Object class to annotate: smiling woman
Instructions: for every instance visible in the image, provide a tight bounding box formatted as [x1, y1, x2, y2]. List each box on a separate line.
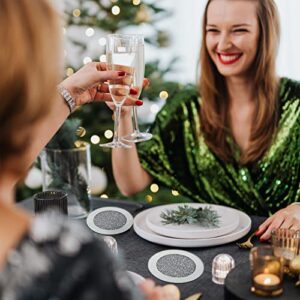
[205, 0, 260, 79]
[111, 0, 300, 241]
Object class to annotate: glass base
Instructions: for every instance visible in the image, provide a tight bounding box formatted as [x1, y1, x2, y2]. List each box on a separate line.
[251, 286, 283, 297]
[122, 131, 152, 143]
[68, 205, 88, 219]
[100, 140, 132, 149]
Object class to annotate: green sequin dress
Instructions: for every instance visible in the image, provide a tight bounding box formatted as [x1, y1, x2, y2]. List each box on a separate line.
[137, 78, 300, 216]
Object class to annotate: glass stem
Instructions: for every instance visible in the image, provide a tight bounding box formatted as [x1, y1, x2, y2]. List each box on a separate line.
[113, 104, 122, 143]
[132, 106, 140, 133]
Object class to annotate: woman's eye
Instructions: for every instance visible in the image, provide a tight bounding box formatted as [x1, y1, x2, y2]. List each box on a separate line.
[233, 29, 247, 33]
[206, 29, 219, 33]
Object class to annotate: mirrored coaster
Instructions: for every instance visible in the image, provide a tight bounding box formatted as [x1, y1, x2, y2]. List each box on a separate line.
[148, 249, 204, 283]
[86, 207, 133, 235]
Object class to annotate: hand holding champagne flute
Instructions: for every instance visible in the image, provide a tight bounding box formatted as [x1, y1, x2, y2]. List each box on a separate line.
[100, 34, 136, 149]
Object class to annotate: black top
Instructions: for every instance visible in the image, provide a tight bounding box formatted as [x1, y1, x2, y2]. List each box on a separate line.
[0, 212, 144, 300]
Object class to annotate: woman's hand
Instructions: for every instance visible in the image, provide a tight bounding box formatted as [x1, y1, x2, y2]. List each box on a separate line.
[139, 279, 180, 300]
[256, 204, 300, 241]
[105, 80, 150, 117]
[60, 62, 146, 107]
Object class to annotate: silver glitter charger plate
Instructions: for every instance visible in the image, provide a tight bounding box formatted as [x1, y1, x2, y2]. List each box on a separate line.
[86, 207, 133, 235]
[148, 249, 204, 283]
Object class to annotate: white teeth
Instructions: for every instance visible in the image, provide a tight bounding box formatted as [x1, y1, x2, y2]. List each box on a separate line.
[219, 54, 240, 62]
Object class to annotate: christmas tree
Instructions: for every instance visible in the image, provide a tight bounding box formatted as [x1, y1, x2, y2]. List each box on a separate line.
[17, 0, 190, 205]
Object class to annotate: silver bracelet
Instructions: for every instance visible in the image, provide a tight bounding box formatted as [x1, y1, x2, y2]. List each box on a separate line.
[57, 84, 76, 113]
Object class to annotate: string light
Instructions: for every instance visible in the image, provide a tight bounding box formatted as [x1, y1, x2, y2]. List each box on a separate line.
[132, 0, 141, 5]
[98, 37, 107, 46]
[159, 91, 169, 100]
[91, 135, 100, 144]
[100, 54, 106, 62]
[66, 68, 74, 77]
[171, 190, 179, 196]
[83, 56, 92, 64]
[85, 27, 95, 37]
[112, 5, 120, 15]
[104, 130, 113, 139]
[150, 184, 159, 193]
[150, 104, 159, 114]
[76, 127, 86, 137]
[73, 9, 81, 17]
[100, 194, 109, 198]
[145, 195, 153, 203]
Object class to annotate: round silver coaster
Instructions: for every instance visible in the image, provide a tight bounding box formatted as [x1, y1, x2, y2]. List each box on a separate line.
[148, 249, 204, 283]
[86, 207, 133, 235]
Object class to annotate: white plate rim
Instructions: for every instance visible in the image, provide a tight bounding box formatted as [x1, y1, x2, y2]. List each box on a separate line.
[134, 207, 251, 248]
[86, 207, 133, 235]
[148, 249, 204, 283]
[146, 203, 240, 239]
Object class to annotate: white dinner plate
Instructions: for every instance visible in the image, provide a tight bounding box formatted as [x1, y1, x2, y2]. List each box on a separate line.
[134, 208, 251, 248]
[146, 203, 240, 239]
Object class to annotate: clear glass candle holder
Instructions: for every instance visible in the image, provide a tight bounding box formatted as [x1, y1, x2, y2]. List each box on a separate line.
[102, 236, 118, 255]
[212, 254, 235, 285]
[250, 246, 284, 297]
[271, 228, 300, 266]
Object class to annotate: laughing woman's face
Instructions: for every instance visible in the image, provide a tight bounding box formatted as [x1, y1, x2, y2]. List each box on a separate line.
[205, 0, 260, 80]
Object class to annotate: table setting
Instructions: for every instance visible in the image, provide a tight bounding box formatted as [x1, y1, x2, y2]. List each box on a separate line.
[20, 196, 299, 299]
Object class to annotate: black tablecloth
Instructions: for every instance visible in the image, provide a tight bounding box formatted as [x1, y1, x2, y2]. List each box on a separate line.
[19, 198, 266, 300]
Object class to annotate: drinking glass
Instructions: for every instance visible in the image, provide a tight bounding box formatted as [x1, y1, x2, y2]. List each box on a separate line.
[100, 34, 135, 148]
[34, 191, 68, 215]
[271, 228, 300, 266]
[122, 35, 152, 143]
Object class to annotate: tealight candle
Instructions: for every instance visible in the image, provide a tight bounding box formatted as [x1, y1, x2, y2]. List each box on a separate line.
[250, 246, 284, 297]
[253, 274, 280, 286]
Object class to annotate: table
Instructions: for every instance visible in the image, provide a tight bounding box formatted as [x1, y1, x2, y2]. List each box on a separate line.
[20, 198, 266, 300]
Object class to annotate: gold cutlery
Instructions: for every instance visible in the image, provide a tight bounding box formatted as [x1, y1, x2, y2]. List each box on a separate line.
[185, 292, 202, 300]
[236, 231, 257, 249]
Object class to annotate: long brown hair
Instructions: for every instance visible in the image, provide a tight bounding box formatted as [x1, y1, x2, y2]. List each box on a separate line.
[199, 0, 280, 164]
[0, 0, 61, 173]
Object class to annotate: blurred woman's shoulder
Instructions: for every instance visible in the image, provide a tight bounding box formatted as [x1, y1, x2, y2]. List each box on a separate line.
[0, 212, 141, 300]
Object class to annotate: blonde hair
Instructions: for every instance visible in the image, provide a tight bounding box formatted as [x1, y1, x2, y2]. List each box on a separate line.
[0, 0, 61, 170]
[199, 0, 280, 164]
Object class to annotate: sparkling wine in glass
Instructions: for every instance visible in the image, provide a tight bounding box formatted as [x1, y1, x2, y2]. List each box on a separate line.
[122, 35, 152, 143]
[100, 34, 135, 149]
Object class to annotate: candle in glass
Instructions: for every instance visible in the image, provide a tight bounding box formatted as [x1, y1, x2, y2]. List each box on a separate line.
[250, 246, 284, 297]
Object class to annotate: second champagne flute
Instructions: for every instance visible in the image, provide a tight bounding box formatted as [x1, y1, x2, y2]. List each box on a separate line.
[122, 35, 152, 143]
[100, 34, 135, 149]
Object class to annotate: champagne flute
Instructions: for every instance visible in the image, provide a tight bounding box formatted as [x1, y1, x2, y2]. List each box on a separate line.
[122, 35, 152, 143]
[100, 34, 135, 149]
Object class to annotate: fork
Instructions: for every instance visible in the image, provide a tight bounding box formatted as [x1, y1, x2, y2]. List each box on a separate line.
[236, 231, 257, 249]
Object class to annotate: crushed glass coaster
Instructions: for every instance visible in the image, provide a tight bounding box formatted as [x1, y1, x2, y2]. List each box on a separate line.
[86, 207, 133, 235]
[148, 249, 204, 283]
